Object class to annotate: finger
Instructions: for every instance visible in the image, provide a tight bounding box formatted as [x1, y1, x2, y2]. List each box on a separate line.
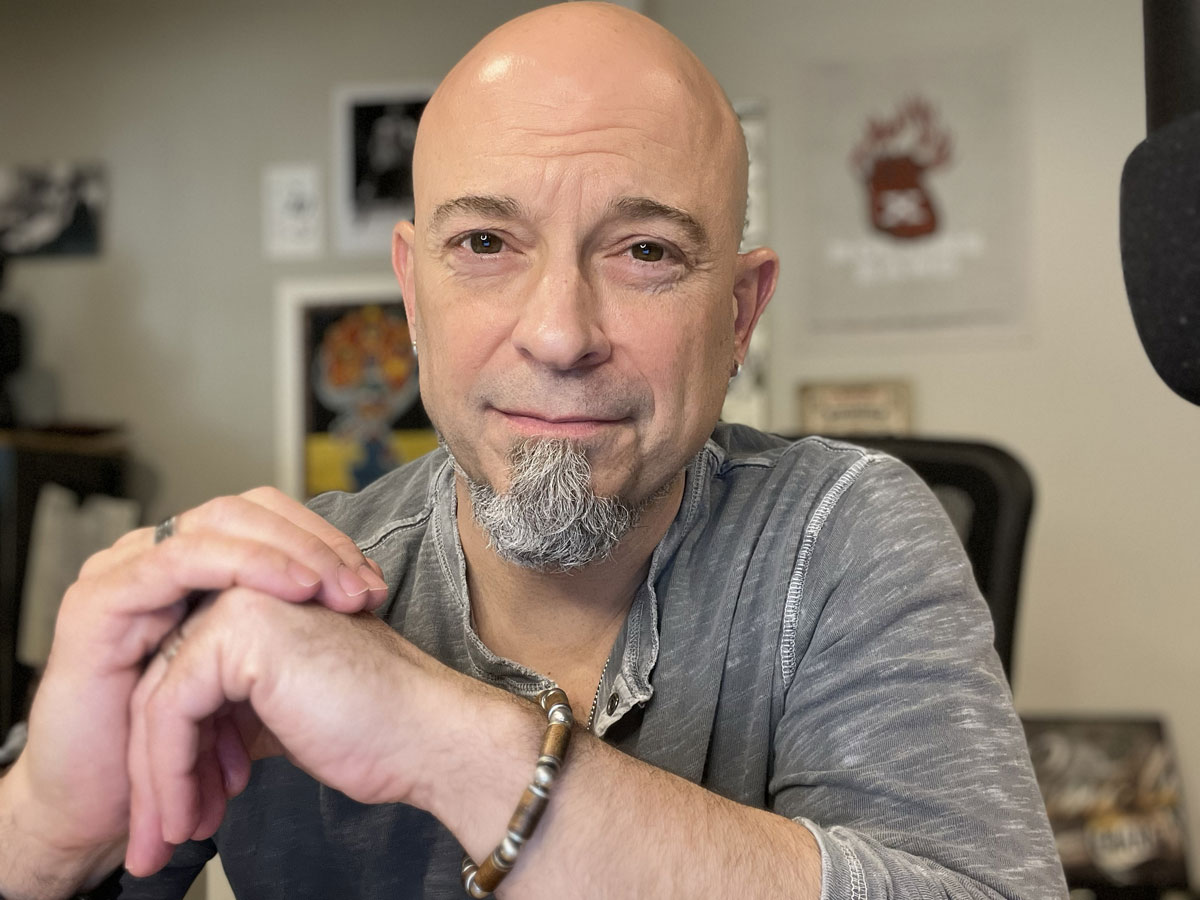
[77, 526, 150, 579]
[214, 712, 252, 798]
[189, 718, 227, 841]
[242, 485, 373, 565]
[143, 625, 238, 847]
[79, 492, 388, 615]
[126, 654, 175, 877]
[145, 687, 204, 846]
[240, 487, 392, 610]
[84, 533, 322, 618]
[179, 493, 388, 611]
[63, 536, 324, 672]
[362, 557, 388, 610]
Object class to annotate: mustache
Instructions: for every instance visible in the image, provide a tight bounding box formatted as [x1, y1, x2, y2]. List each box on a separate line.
[479, 375, 651, 420]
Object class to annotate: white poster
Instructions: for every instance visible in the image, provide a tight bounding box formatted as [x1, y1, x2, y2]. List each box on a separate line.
[801, 46, 1027, 333]
[263, 164, 323, 260]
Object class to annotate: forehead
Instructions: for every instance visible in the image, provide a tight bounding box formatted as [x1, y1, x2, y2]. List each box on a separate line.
[414, 65, 738, 240]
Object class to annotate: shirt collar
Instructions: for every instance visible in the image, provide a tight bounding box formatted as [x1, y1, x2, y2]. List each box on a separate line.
[430, 443, 716, 735]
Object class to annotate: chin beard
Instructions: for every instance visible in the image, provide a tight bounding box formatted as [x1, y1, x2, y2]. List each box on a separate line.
[448, 437, 647, 572]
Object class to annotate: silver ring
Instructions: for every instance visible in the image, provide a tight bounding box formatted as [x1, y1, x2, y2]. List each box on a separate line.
[153, 515, 177, 544]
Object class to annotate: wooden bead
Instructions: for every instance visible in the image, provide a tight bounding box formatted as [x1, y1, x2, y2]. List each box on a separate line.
[541, 721, 571, 761]
[459, 686, 576, 898]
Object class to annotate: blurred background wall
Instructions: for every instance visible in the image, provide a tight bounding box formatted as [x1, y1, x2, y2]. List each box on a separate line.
[1, 0, 1198, 891]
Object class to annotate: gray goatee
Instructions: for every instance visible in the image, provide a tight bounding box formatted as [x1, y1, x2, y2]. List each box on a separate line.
[457, 438, 641, 572]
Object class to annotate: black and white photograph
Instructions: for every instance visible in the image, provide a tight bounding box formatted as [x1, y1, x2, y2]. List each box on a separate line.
[0, 163, 105, 257]
[334, 84, 432, 255]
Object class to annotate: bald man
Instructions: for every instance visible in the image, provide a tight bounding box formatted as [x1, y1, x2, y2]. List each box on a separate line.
[0, 4, 1066, 899]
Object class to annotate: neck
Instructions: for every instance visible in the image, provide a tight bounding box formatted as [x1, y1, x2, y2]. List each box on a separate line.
[455, 473, 684, 686]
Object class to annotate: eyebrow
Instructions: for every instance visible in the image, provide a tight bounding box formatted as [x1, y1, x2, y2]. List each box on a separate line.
[426, 193, 710, 251]
[428, 194, 524, 232]
[610, 196, 710, 251]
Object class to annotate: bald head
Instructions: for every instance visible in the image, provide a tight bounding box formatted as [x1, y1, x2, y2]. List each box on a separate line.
[392, 3, 778, 513]
[413, 2, 748, 246]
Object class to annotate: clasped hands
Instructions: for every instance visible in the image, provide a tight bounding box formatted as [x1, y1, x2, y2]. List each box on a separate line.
[10, 487, 460, 883]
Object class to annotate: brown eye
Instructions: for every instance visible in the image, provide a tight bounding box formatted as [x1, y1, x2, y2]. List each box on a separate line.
[631, 241, 664, 262]
[469, 232, 502, 253]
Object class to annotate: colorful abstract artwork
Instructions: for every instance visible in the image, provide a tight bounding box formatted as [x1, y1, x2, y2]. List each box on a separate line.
[276, 278, 438, 499]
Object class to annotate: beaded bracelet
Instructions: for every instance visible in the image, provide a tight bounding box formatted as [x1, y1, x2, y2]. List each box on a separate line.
[460, 687, 573, 899]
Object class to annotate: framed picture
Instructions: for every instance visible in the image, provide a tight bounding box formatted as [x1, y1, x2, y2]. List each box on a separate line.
[333, 83, 433, 256]
[275, 276, 438, 499]
[796, 379, 912, 435]
[1021, 716, 1191, 892]
[0, 163, 106, 257]
[799, 45, 1029, 337]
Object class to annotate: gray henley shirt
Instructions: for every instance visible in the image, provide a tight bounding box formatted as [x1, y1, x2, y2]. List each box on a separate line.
[121, 425, 1067, 899]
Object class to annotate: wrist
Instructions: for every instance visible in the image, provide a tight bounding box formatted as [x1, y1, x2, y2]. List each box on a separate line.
[0, 760, 124, 900]
[413, 677, 543, 853]
[460, 688, 574, 898]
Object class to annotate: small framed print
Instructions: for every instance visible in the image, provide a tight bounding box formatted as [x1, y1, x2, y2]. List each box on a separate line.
[797, 379, 912, 436]
[275, 276, 438, 499]
[0, 163, 106, 257]
[333, 83, 433, 256]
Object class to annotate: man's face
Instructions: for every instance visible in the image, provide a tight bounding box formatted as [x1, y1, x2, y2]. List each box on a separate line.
[394, 53, 770, 507]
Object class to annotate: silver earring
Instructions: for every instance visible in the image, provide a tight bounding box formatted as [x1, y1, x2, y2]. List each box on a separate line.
[411, 341, 418, 358]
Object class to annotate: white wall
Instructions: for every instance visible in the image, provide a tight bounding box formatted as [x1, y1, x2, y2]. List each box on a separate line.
[3, 0, 1200, 886]
[654, 0, 1200, 868]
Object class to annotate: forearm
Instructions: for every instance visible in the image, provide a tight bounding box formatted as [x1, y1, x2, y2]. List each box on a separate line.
[0, 760, 125, 900]
[428, 688, 822, 899]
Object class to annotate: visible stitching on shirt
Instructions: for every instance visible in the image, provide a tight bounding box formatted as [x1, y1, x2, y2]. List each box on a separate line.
[687, 443, 715, 523]
[838, 838, 867, 900]
[779, 454, 879, 688]
[357, 510, 430, 554]
[429, 459, 467, 607]
[714, 434, 857, 474]
[616, 445, 707, 702]
[355, 457, 451, 555]
[792, 817, 834, 900]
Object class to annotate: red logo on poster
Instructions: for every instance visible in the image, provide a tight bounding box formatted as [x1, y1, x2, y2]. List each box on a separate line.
[850, 97, 953, 240]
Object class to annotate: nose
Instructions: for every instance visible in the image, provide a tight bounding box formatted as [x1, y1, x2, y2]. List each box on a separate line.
[510, 258, 611, 371]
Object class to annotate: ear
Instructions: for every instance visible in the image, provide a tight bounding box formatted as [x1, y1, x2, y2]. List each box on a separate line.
[730, 247, 779, 361]
[392, 220, 419, 340]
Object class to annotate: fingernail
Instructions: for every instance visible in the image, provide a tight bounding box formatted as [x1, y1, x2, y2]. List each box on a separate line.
[359, 563, 387, 592]
[288, 561, 321, 587]
[337, 564, 369, 597]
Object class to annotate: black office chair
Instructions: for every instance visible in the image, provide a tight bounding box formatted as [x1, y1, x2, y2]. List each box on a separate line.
[786, 435, 1035, 683]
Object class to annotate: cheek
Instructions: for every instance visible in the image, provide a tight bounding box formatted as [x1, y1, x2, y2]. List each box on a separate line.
[415, 276, 508, 384]
[634, 310, 733, 428]
[410, 296, 488, 437]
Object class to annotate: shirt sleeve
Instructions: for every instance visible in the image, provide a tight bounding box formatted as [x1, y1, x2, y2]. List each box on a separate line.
[770, 454, 1067, 900]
